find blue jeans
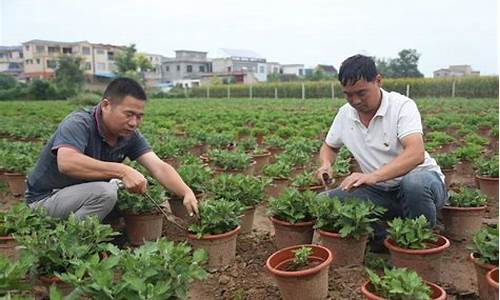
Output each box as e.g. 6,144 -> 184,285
320,170 -> 447,248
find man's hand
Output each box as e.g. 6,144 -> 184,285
183,191 -> 199,217
121,166 -> 147,194
316,165 -> 333,186
339,172 -> 379,192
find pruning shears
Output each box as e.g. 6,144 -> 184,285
110,179 -> 190,232
321,172 -> 332,191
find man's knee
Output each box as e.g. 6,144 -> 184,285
400,171 -> 429,192
89,182 -> 118,209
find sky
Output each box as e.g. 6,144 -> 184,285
0,0 -> 498,77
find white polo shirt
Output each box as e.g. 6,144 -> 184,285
325,88 -> 444,188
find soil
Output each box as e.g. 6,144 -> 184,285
0,164 -> 496,300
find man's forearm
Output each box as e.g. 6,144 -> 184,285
319,143 -> 338,167
58,151 -> 127,180
151,163 -> 193,197
371,149 -> 424,183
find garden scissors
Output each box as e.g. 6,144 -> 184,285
110,179 -> 189,232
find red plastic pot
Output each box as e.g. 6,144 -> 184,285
270,216 -> 314,249
470,252 -> 497,300
317,229 -> 367,268
188,226 -> 240,268
266,244 -> 333,300
486,267 -> 499,300
384,234 -> 450,282
361,280 -> 447,300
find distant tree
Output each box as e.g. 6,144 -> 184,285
0,73 -> 17,90
114,44 -> 153,83
54,56 -> 85,98
305,67 -> 336,81
29,79 -> 59,100
375,49 -> 423,78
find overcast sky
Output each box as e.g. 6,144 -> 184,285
1,0 -> 498,77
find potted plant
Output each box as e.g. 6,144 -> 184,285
58,239 -> 208,299
0,252 -> 36,297
0,203 -> 54,261
474,156 -> 499,204
151,137 -> 188,168
189,129 -> 209,156
0,152 -> 34,196
207,174 -> 271,234
486,267 -> 499,300
291,170 -> 325,193
166,163 -> 212,220
209,149 -> 256,175
249,147 -> 272,175
188,198 -> 243,268
118,180 -> 164,246
469,225 -> 499,300
311,196 -> 385,267
362,267 -> 447,300
17,215 -> 117,294
264,135 -> 286,158
266,245 -> 333,300
442,187 -> 487,241
434,153 -> 458,187
263,161 -> 293,198
384,216 -> 450,282
267,188 -> 316,249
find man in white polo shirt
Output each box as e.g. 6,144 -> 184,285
317,54 -> 447,252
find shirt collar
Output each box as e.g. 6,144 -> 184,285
349,88 -> 389,122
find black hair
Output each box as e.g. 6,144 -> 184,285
103,77 -> 147,103
338,54 -> 378,86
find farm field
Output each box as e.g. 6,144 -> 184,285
0,97 -> 498,299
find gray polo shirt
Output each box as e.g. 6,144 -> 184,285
25,105 -> 151,204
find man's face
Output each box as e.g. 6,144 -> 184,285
342,75 -> 382,114
101,95 -> 145,138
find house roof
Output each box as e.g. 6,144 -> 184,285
23,39 -> 88,46
218,48 -> 263,59
0,46 -> 22,52
317,64 -> 338,73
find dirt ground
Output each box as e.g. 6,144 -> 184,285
0,168 -> 497,300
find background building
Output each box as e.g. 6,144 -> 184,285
433,65 -> 480,77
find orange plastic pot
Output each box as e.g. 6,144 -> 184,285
361,280 -> 447,300
266,244 -> 333,300
188,226 -> 240,268
270,216 -> 315,249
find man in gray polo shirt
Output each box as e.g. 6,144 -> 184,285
317,55 -> 447,251
26,77 -> 198,221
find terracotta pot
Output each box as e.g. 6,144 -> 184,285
190,144 -> 208,156
270,217 -> 315,249
188,226 -> 240,268
441,168 -> 455,187
168,192 -> 205,220
268,147 -> 284,162
213,160 -> 257,176
441,205 -> 486,241
124,211 -> 164,246
476,175 -> 499,204
0,236 -> 19,261
317,230 -> 367,268
39,275 -> 74,295
455,160 -> 473,176
4,172 -> 26,196
486,267 -> 499,300
266,244 -> 333,300
361,280 -> 447,300
384,234 -> 450,282
265,178 -> 289,199
470,253 -> 497,300
239,207 -> 256,234
250,151 -> 272,174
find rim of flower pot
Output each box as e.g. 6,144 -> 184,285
486,268 -> 499,289
384,234 -> 450,255
187,225 -> 241,241
361,279 -> 447,300
270,216 -> 315,227
298,185 -> 324,192
0,235 -> 15,241
469,252 -> 498,270
272,177 -> 289,181
250,150 -> 272,157
124,209 -> 162,217
317,229 -> 367,241
3,172 -> 25,177
266,244 -> 333,278
475,175 -> 499,181
442,205 -> 487,211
